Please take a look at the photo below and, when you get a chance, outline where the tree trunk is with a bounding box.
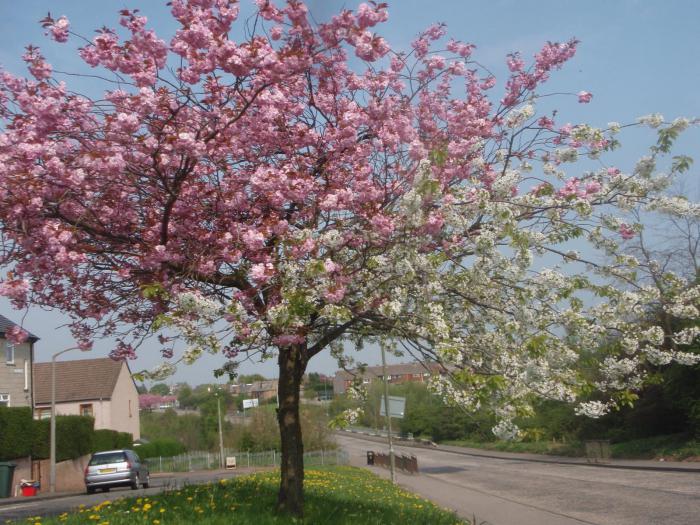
[276,343,308,517]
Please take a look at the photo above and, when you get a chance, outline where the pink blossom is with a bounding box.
[6,326,29,344]
[619,223,635,240]
[323,285,346,304]
[370,214,395,238]
[51,17,70,42]
[577,91,593,103]
[110,342,136,361]
[584,181,602,195]
[0,279,30,306]
[323,259,340,273]
[273,334,306,347]
[249,262,274,284]
[269,26,283,41]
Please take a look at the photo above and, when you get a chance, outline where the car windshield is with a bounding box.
[89,452,126,466]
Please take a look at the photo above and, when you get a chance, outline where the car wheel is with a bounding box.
[86,487,95,495]
[143,474,150,489]
[130,478,138,490]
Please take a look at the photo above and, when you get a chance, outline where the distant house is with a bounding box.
[229,380,278,402]
[33,357,140,440]
[333,362,445,395]
[0,314,39,408]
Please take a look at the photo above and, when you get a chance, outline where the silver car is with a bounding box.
[84,449,150,494]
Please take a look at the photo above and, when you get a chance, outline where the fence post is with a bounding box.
[272,450,276,466]
[159,456,162,472]
[188,453,192,472]
[321,449,324,466]
[247,451,250,468]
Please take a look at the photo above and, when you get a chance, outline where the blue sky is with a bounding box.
[1,1,698,385]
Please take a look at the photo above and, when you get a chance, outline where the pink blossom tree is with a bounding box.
[1,0,698,516]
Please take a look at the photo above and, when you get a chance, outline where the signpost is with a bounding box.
[379,396,406,418]
[242,397,258,417]
[380,346,397,483]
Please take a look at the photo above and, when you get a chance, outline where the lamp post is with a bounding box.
[50,346,90,493]
[208,386,225,469]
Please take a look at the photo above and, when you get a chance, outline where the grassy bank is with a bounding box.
[441,438,583,457]
[443,433,700,461]
[26,467,464,525]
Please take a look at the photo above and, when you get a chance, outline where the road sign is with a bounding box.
[379,396,406,418]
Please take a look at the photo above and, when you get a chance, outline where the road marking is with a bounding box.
[0,502,42,511]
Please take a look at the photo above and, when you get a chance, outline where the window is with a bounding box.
[80,403,94,417]
[0,393,9,407]
[4,342,14,365]
[37,408,51,419]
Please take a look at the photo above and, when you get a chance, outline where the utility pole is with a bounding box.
[380,345,396,483]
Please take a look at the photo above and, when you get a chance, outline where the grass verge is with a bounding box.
[609,434,700,460]
[22,467,464,525]
[443,433,700,461]
[441,439,584,457]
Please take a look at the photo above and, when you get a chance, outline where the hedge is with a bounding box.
[32,415,95,461]
[0,407,34,461]
[0,407,133,462]
[93,429,133,452]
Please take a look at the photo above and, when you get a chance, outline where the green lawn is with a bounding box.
[24,467,464,525]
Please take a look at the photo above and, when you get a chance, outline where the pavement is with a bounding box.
[338,429,700,474]
[0,467,264,507]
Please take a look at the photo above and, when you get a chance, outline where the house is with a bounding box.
[33,357,140,440]
[229,379,278,402]
[0,314,39,408]
[333,361,445,394]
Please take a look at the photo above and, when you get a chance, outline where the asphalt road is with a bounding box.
[336,433,700,525]
[0,468,259,523]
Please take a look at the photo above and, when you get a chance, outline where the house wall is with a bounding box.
[109,363,140,440]
[35,398,111,428]
[0,339,33,407]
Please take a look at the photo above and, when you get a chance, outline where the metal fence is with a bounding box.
[371,452,419,474]
[145,448,349,473]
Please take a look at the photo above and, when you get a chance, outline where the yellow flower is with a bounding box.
[153,521,160,525]
[143,503,152,512]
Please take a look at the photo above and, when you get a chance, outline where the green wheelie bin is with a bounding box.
[0,462,17,498]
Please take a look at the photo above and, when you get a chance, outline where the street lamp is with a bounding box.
[208,386,225,469]
[50,346,90,493]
